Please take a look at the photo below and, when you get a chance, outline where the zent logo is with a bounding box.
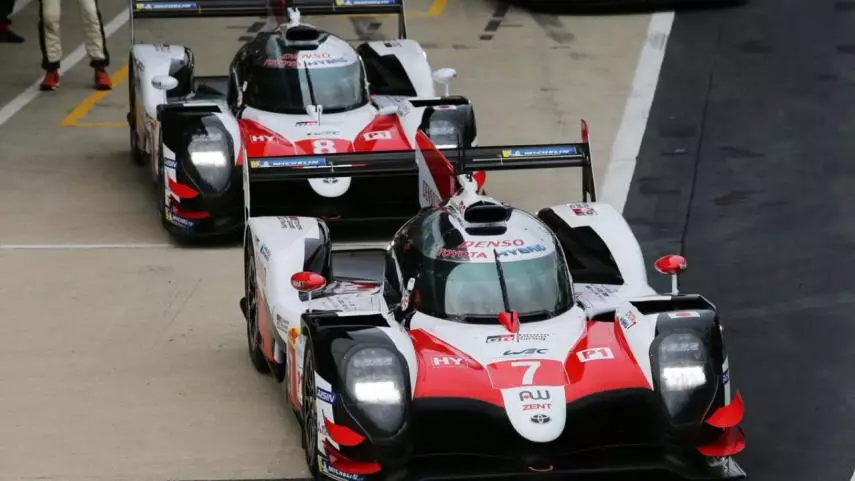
[522,403,551,411]
[576,347,614,363]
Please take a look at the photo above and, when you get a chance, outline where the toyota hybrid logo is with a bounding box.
[530,414,551,424]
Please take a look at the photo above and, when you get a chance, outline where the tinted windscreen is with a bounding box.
[414,253,573,322]
[244,62,367,114]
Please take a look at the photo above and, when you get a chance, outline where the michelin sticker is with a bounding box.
[336,0,396,5]
[319,458,365,481]
[501,145,577,158]
[252,157,326,168]
[136,2,196,10]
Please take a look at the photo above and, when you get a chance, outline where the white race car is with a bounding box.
[239,121,747,481]
[127,0,474,240]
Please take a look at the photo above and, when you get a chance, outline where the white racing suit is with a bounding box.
[38,0,109,70]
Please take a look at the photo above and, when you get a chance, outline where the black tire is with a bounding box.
[301,342,321,477]
[128,56,146,167]
[245,244,270,374]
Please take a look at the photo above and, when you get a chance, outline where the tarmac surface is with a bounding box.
[0,0,653,480]
[625,0,855,480]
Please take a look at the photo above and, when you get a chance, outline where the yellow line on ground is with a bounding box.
[427,0,448,16]
[60,65,129,127]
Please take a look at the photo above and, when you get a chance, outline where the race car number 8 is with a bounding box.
[312,139,336,154]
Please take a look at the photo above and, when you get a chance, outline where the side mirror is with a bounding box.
[151,75,178,91]
[431,67,457,97]
[291,271,327,311]
[654,254,687,295]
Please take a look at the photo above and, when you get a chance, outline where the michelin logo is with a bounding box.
[336,0,396,6]
[136,2,196,10]
[501,145,578,158]
[320,458,365,481]
[251,157,326,168]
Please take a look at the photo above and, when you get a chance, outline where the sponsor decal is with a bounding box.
[363,130,393,141]
[432,356,464,367]
[503,348,547,357]
[496,244,546,258]
[253,157,326,168]
[501,145,577,158]
[519,389,550,401]
[319,457,365,481]
[164,158,177,169]
[305,130,340,137]
[438,248,484,260]
[568,202,596,216]
[336,0,397,5]
[165,208,194,228]
[421,179,442,206]
[459,239,525,248]
[383,40,402,48]
[722,369,730,385]
[522,403,551,411]
[249,134,275,143]
[259,243,271,261]
[577,347,614,363]
[530,414,551,424]
[316,387,337,404]
[619,310,638,330]
[667,311,701,319]
[274,314,288,331]
[486,333,549,343]
[278,216,302,230]
[297,120,319,127]
[264,52,349,68]
[136,2,196,11]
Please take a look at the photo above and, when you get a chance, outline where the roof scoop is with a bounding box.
[463,202,511,235]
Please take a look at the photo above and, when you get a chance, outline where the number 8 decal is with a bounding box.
[511,360,541,385]
[312,139,336,154]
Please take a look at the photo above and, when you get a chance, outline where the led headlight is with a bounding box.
[428,119,459,149]
[188,128,230,190]
[656,332,715,424]
[344,347,406,434]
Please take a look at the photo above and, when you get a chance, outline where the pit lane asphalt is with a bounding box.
[624,0,855,480]
[0,1,652,479]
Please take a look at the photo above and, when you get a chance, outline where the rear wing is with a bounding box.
[244,120,596,218]
[130,0,408,39]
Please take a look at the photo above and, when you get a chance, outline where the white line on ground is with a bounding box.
[11,0,34,16]
[599,11,676,214]
[0,8,130,128]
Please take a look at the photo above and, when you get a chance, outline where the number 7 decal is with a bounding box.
[511,360,541,385]
[487,359,567,389]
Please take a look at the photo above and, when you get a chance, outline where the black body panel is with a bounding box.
[357,42,418,97]
[157,105,243,237]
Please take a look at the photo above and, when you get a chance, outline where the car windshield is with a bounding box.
[244,61,367,115]
[413,252,574,322]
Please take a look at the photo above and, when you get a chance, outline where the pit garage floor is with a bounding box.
[0,0,654,479]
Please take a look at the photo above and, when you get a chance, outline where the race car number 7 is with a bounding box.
[511,360,540,385]
[487,359,567,389]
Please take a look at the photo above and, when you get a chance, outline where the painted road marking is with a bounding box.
[0,8,130,128]
[600,11,676,214]
[59,0,449,128]
[60,65,129,126]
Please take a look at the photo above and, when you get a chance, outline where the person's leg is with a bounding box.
[0,0,24,43]
[77,0,111,90]
[38,0,61,90]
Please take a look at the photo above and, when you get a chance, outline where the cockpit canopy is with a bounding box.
[241,27,368,114]
[389,207,576,323]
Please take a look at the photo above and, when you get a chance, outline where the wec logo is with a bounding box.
[503,348,547,357]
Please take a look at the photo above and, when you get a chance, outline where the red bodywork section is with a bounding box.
[408,320,650,406]
[238,115,412,159]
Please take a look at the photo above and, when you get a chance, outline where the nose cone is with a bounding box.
[501,386,566,443]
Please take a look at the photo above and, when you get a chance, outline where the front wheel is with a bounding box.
[245,246,270,374]
[301,343,321,477]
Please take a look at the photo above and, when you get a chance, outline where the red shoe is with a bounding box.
[40,69,60,91]
[94,68,112,91]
